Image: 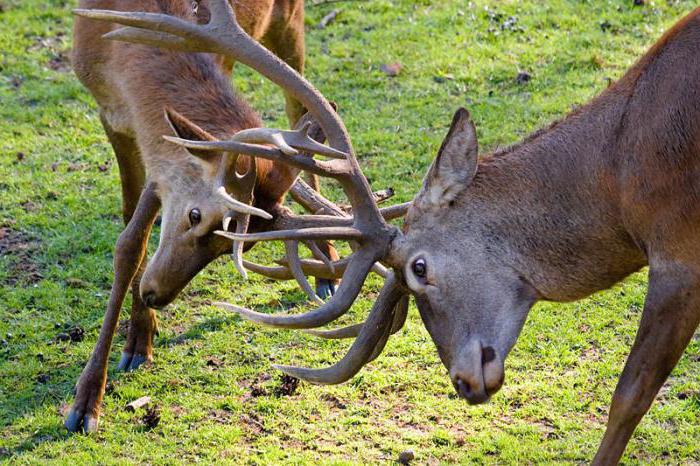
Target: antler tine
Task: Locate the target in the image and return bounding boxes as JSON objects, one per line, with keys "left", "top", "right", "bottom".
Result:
{"left": 305, "top": 294, "right": 409, "bottom": 340}
{"left": 231, "top": 214, "right": 250, "bottom": 279}
{"left": 211, "top": 151, "right": 270, "bottom": 220}
{"left": 214, "top": 227, "right": 363, "bottom": 243}
{"left": 233, "top": 124, "right": 348, "bottom": 160}
{"left": 215, "top": 185, "right": 270, "bottom": 219}
{"left": 272, "top": 274, "right": 405, "bottom": 384}
{"left": 303, "top": 240, "right": 336, "bottom": 276}
{"left": 243, "top": 258, "right": 347, "bottom": 281}
{"left": 380, "top": 202, "right": 412, "bottom": 222}
{"left": 216, "top": 248, "right": 378, "bottom": 329}
{"left": 290, "top": 178, "right": 347, "bottom": 217}
{"left": 285, "top": 241, "right": 323, "bottom": 304}
{"left": 163, "top": 136, "right": 348, "bottom": 179}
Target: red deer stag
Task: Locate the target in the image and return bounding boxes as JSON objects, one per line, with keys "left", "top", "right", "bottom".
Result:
{"left": 65, "top": 0, "right": 350, "bottom": 433}
{"left": 74, "top": 1, "right": 700, "bottom": 463}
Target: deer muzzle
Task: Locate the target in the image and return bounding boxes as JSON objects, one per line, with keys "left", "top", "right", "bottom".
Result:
{"left": 449, "top": 339, "right": 505, "bottom": 405}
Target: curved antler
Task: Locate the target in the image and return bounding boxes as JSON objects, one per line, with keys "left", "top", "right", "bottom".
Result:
{"left": 74, "top": 0, "right": 409, "bottom": 382}
{"left": 269, "top": 274, "right": 407, "bottom": 384}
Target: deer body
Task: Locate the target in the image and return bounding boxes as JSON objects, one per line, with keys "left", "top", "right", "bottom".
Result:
{"left": 66, "top": 0, "right": 309, "bottom": 433}
{"left": 395, "top": 10, "right": 700, "bottom": 463}
{"left": 70, "top": 1, "right": 700, "bottom": 462}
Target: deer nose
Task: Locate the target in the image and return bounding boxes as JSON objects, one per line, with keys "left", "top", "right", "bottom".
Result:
{"left": 454, "top": 378, "right": 490, "bottom": 404}
{"left": 142, "top": 291, "right": 157, "bottom": 308}
{"left": 450, "top": 343, "right": 504, "bottom": 405}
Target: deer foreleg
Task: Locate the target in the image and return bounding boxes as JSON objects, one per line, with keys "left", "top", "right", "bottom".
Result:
{"left": 592, "top": 262, "right": 700, "bottom": 465}
{"left": 65, "top": 184, "right": 160, "bottom": 433}
{"left": 116, "top": 263, "right": 157, "bottom": 372}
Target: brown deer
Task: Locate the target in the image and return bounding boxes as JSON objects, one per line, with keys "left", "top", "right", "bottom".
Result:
{"left": 84, "top": 2, "right": 700, "bottom": 463}
{"left": 76, "top": 2, "right": 700, "bottom": 463}
{"left": 65, "top": 0, "right": 350, "bottom": 433}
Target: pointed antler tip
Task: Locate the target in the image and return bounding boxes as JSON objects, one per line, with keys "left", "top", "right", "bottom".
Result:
{"left": 162, "top": 135, "right": 183, "bottom": 144}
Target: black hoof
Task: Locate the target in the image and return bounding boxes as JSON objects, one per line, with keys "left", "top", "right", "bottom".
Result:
{"left": 128, "top": 354, "right": 148, "bottom": 371}
{"left": 117, "top": 352, "right": 149, "bottom": 372}
{"left": 65, "top": 409, "right": 98, "bottom": 433}
{"left": 315, "top": 279, "right": 337, "bottom": 300}
{"left": 116, "top": 352, "right": 132, "bottom": 371}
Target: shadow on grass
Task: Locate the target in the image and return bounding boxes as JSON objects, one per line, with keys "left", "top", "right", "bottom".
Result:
{"left": 156, "top": 313, "right": 242, "bottom": 348}
{"left": 0, "top": 310, "right": 256, "bottom": 458}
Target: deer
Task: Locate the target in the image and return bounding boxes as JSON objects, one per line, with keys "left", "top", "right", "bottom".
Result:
{"left": 64, "top": 0, "right": 358, "bottom": 433}
{"left": 72, "top": 1, "right": 700, "bottom": 463}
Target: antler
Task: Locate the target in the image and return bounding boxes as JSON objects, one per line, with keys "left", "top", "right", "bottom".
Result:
{"left": 74, "top": 1, "right": 410, "bottom": 383}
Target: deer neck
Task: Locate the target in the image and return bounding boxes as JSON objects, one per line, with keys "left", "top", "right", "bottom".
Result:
{"left": 465, "top": 88, "right": 647, "bottom": 302}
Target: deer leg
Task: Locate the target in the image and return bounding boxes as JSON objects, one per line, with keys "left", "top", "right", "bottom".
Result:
{"left": 99, "top": 115, "right": 158, "bottom": 372}
{"left": 592, "top": 263, "right": 700, "bottom": 465}
{"left": 65, "top": 183, "right": 160, "bottom": 433}
{"left": 313, "top": 241, "right": 340, "bottom": 298}
{"left": 116, "top": 263, "right": 157, "bottom": 372}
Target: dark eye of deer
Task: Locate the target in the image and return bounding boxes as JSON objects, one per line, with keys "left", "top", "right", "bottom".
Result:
{"left": 189, "top": 208, "right": 201, "bottom": 227}
{"left": 412, "top": 258, "right": 427, "bottom": 278}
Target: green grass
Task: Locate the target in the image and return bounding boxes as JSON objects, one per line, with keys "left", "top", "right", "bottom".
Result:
{"left": 1, "top": 0, "right": 699, "bottom": 463}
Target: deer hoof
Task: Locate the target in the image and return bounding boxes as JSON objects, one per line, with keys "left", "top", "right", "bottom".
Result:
{"left": 116, "top": 352, "right": 150, "bottom": 372}
{"left": 65, "top": 408, "right": 99, "bottom": 434}
{"left": 315, "top": 279, "right": 337, "bottom": 300}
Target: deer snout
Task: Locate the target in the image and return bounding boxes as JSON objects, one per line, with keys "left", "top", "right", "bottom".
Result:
{"left": 140, "top": 267, "right": 185, "bottom": 309}
{"left": 141, "top": 286, "right": 175, "bottom": 309}
{"left": 449, "top": 341, "right": 505, "bottom": 405}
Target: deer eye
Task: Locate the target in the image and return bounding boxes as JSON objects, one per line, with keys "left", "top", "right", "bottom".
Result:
{"left": 412, "top": 258, "right": 427, "bottom": 278}
{"left": 188, "top": 208, "right": 202, "bottom": 227}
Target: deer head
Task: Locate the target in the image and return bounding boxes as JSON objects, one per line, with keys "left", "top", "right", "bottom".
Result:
{"left": 74, "top": 1, "right": 527, "bottom": 403}
{"left": 388, "top": 108, "right": 540, "bottom": 403}
{"left": 139, "top": 105, "right": 298, "bottom": 308}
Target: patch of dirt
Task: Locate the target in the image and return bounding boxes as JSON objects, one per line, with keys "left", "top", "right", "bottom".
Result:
{"left": 240, "top": 412, "right": 269, "bottom": 436}
{"left": 47, "top": 52, "right": 71, "bottom": 72}
{"left": 0, "top": 227, "right": 43, "bottom": 285}
{"left": 320, "top": 393, "right": 347, "bottom": 410}
{"left": 140, "top": 405, "right": 161, "bottom": 430}
{"left": 206, "top": 357, "right": 224, "bottom": 368}
{"left": 54, "top": 324, "right": 85, "bottom": 343}
{"left": 380, "top": 62, "right": 402, "bottom": 77}
{"left": 273, "top": 375, "right": 299, "bottom": 397}
{"left": 240, "top": 374, "right": 272, "bottom": 400}
{"left": 207, "top": 408, "right": 232, "bottom": 424}
{"left": 27, "top": 33, "right": 67, "bottom": 54}
{"left": 20, "top": 201, "right": 37, "bottom": 212}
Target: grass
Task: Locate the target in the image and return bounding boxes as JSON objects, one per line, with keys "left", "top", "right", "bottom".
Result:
{"left": 1, "top": 0, "right": 699, "bottom": 463}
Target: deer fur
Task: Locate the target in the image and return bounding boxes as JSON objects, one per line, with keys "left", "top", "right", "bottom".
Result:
{"left": 392, "top": 8, "right": 700, "bottom": 464}
{"left": 65, "top": 0, "right": 309, "bottom": 433}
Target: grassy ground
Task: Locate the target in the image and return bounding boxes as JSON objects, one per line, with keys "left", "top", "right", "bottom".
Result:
{"left": 1, "top": 0, "right": 699, "bottom": 463}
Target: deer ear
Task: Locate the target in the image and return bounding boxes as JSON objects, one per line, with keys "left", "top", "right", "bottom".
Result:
{"left": 419, "top": 108, "right": 478, "bottom": 208}
{"left": 164, "top": 107, "right": 220, "bottom": 161}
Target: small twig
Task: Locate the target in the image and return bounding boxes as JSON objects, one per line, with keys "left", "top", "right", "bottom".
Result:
{"left": 318, "top": 9, "right": 340, "bottom": 29}
{"left": 125, "top": 396, "right": 151, "bottom": 412}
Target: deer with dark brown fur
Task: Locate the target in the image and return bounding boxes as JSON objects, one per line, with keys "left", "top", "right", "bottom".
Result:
{"left": 65, "top": 0, "right": 349, "bottom": 433}
{"left": 82, "top": 2, "right": 700, "bottom": 462}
